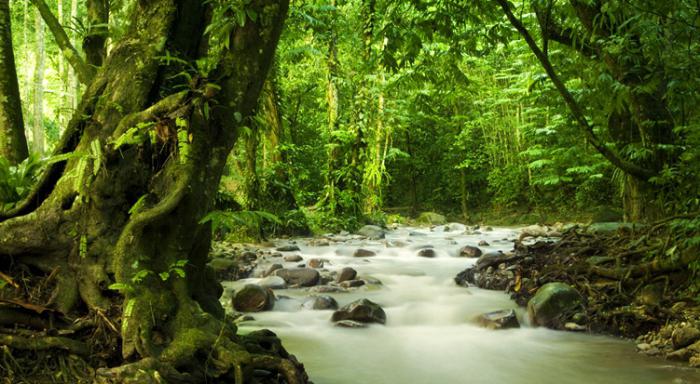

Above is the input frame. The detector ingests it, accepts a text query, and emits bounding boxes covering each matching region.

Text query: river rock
[476,309,520,330]
[416,212,447,225]
[527,282,584,328]
[308,258,325,268]
[274,268,320,287]
[232,284,275,312]
[475,251,508,270]
[335,320,368,328]
[458,246,482,258]
[264,263,283,277]
[353,248,376,257]
[444,223,466,232]
[276,244,301,252]
[331,299,386,325]
[478,240,490,247]
[339,279,365,288]
[302,295,339,310]
[357,225,386,240]
[284,254,303,262]
[336,267,358,283]
[417,248,437,258]
[258,276,287,290]
[672,326,700,349]
[309,285,347,293]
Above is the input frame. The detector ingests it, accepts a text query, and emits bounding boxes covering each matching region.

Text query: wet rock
[276,244,301,252]
[408,231,427,237]
[339,279,365,288]
[476,309,520,330]
[308,258,325,268]
[417,248,437,258]
[208,257,244,280]
[335,320,368,328]
[233,284,275,312]
[475,251,508,270]
[357,225,386,240]
[274,268,320,287]
[666,347,693,361]
[284,254,303,262]
[264,263,283,277]
[385,240,407,248]
[564,322,586,332]
[527,282,584,328]
[209,257,237,273]
[258,276,287,290]
[672,326,700,349]
[416,212,447,225]
[308,285,347,293]
[331,299,386,325]
[444,223,466,232]
[240,251,258,262]
[270,252,283,258]
[353,248,376,257]
[302,295,339,310]
[458,246,482,258]
[308,239,331,247]
[336,267,358,283]
[478,240,490,247]
[362,277,383,285]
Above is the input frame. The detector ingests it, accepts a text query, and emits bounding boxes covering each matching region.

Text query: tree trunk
[83,0,108,67]
[0,0,307,382]
[32,7,45,154]
[0,0,29,164]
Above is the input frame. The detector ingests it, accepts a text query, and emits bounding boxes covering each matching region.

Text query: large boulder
[475,251,508,270]
[416,212,446,225]
[527,283,584,328]
[458,246,482,258]
[274,268,320,287]
[331,299,386,325]
[476,309,520,330]
[672,326,700,349]
[302,295,339,310]
[232,284,275,312]
[357,225,386,240]
[258,276,287,290]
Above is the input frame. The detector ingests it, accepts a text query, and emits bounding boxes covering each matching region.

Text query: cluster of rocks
[636,322,700,366]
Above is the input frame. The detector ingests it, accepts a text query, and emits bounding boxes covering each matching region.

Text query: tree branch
[494,0,655,181]
[31,0,94,84]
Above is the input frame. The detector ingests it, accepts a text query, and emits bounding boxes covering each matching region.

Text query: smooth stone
[331,299,386,324]
[336,267,358,283]
[263,263,283,277]
[476,309,520,330]
[302,295,339,310]
[416,212,447,225]
[258,276,287,290]
[475,251,508,270]
[284,254,303,262]
[270,252,283,258]
[356,225,386,240]
[527,282,583,328]
[276,245,301,252]
[208,257,237,272]
[232,284,275,312]
[353,248,376,257]
[478,240,490,246]
[459,246,482,258]
[308,285,347,293]
[308,258,324,268]
[274,268,320,287]
[340,280,365,288]
[564,322,587,331]
[417,248,437,258]
[335,320,368,328]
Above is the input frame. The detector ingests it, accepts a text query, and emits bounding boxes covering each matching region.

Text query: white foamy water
[224,226,700,383]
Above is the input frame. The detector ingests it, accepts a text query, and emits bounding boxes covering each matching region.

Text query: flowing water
[224,225,700,384]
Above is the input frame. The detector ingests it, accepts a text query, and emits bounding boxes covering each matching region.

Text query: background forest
[3,0,700,233]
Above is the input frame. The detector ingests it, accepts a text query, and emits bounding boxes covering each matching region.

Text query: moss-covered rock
[232,284,275,312]
[416,212,446,225]
[527,282,584,328]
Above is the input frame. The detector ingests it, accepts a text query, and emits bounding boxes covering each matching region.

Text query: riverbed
[224,225,700,383]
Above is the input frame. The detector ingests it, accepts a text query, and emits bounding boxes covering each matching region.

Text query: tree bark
[0,0,29,164]
[0,0,307,381]
[83,0,108,67]
[32,7,45,154]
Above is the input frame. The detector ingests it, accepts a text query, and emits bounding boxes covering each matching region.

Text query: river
[224,225,700,383]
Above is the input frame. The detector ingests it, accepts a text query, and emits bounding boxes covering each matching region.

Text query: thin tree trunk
[83,0,108,67]
[32,7,45,154]
[0,0,29,164]
[70,0,78,108]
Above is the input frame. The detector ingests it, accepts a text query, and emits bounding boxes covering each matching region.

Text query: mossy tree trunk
[0,0,307,382]
[0,0,29,164]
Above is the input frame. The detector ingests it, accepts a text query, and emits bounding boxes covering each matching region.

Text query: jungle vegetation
[0,0,699,382]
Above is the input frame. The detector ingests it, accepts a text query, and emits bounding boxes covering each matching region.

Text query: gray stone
[274,268,320,287]
[264,263,283,277]
[475,251,508,270]
[353,248,376,257]
[308,258,324,268]
[527,282,584,328]
[232,284,275,312]
[340,280,365,288]
[276,244,301,252]
[302,295,339,310]
[335,320,368,328]
[336,267,358,283]
[417,248,437,258]
[476,309,520,330]
[478,240,490,247]
[331,299,386,324]
[308,285,347,293]
[284,254,303,262]
[458,246,482,258]
[258,276,287,290]
[356,225,386,240]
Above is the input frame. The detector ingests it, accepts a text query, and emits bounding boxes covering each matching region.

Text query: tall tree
[0,0,29,164]
[0,0,307,382]
[31,7,45,154]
